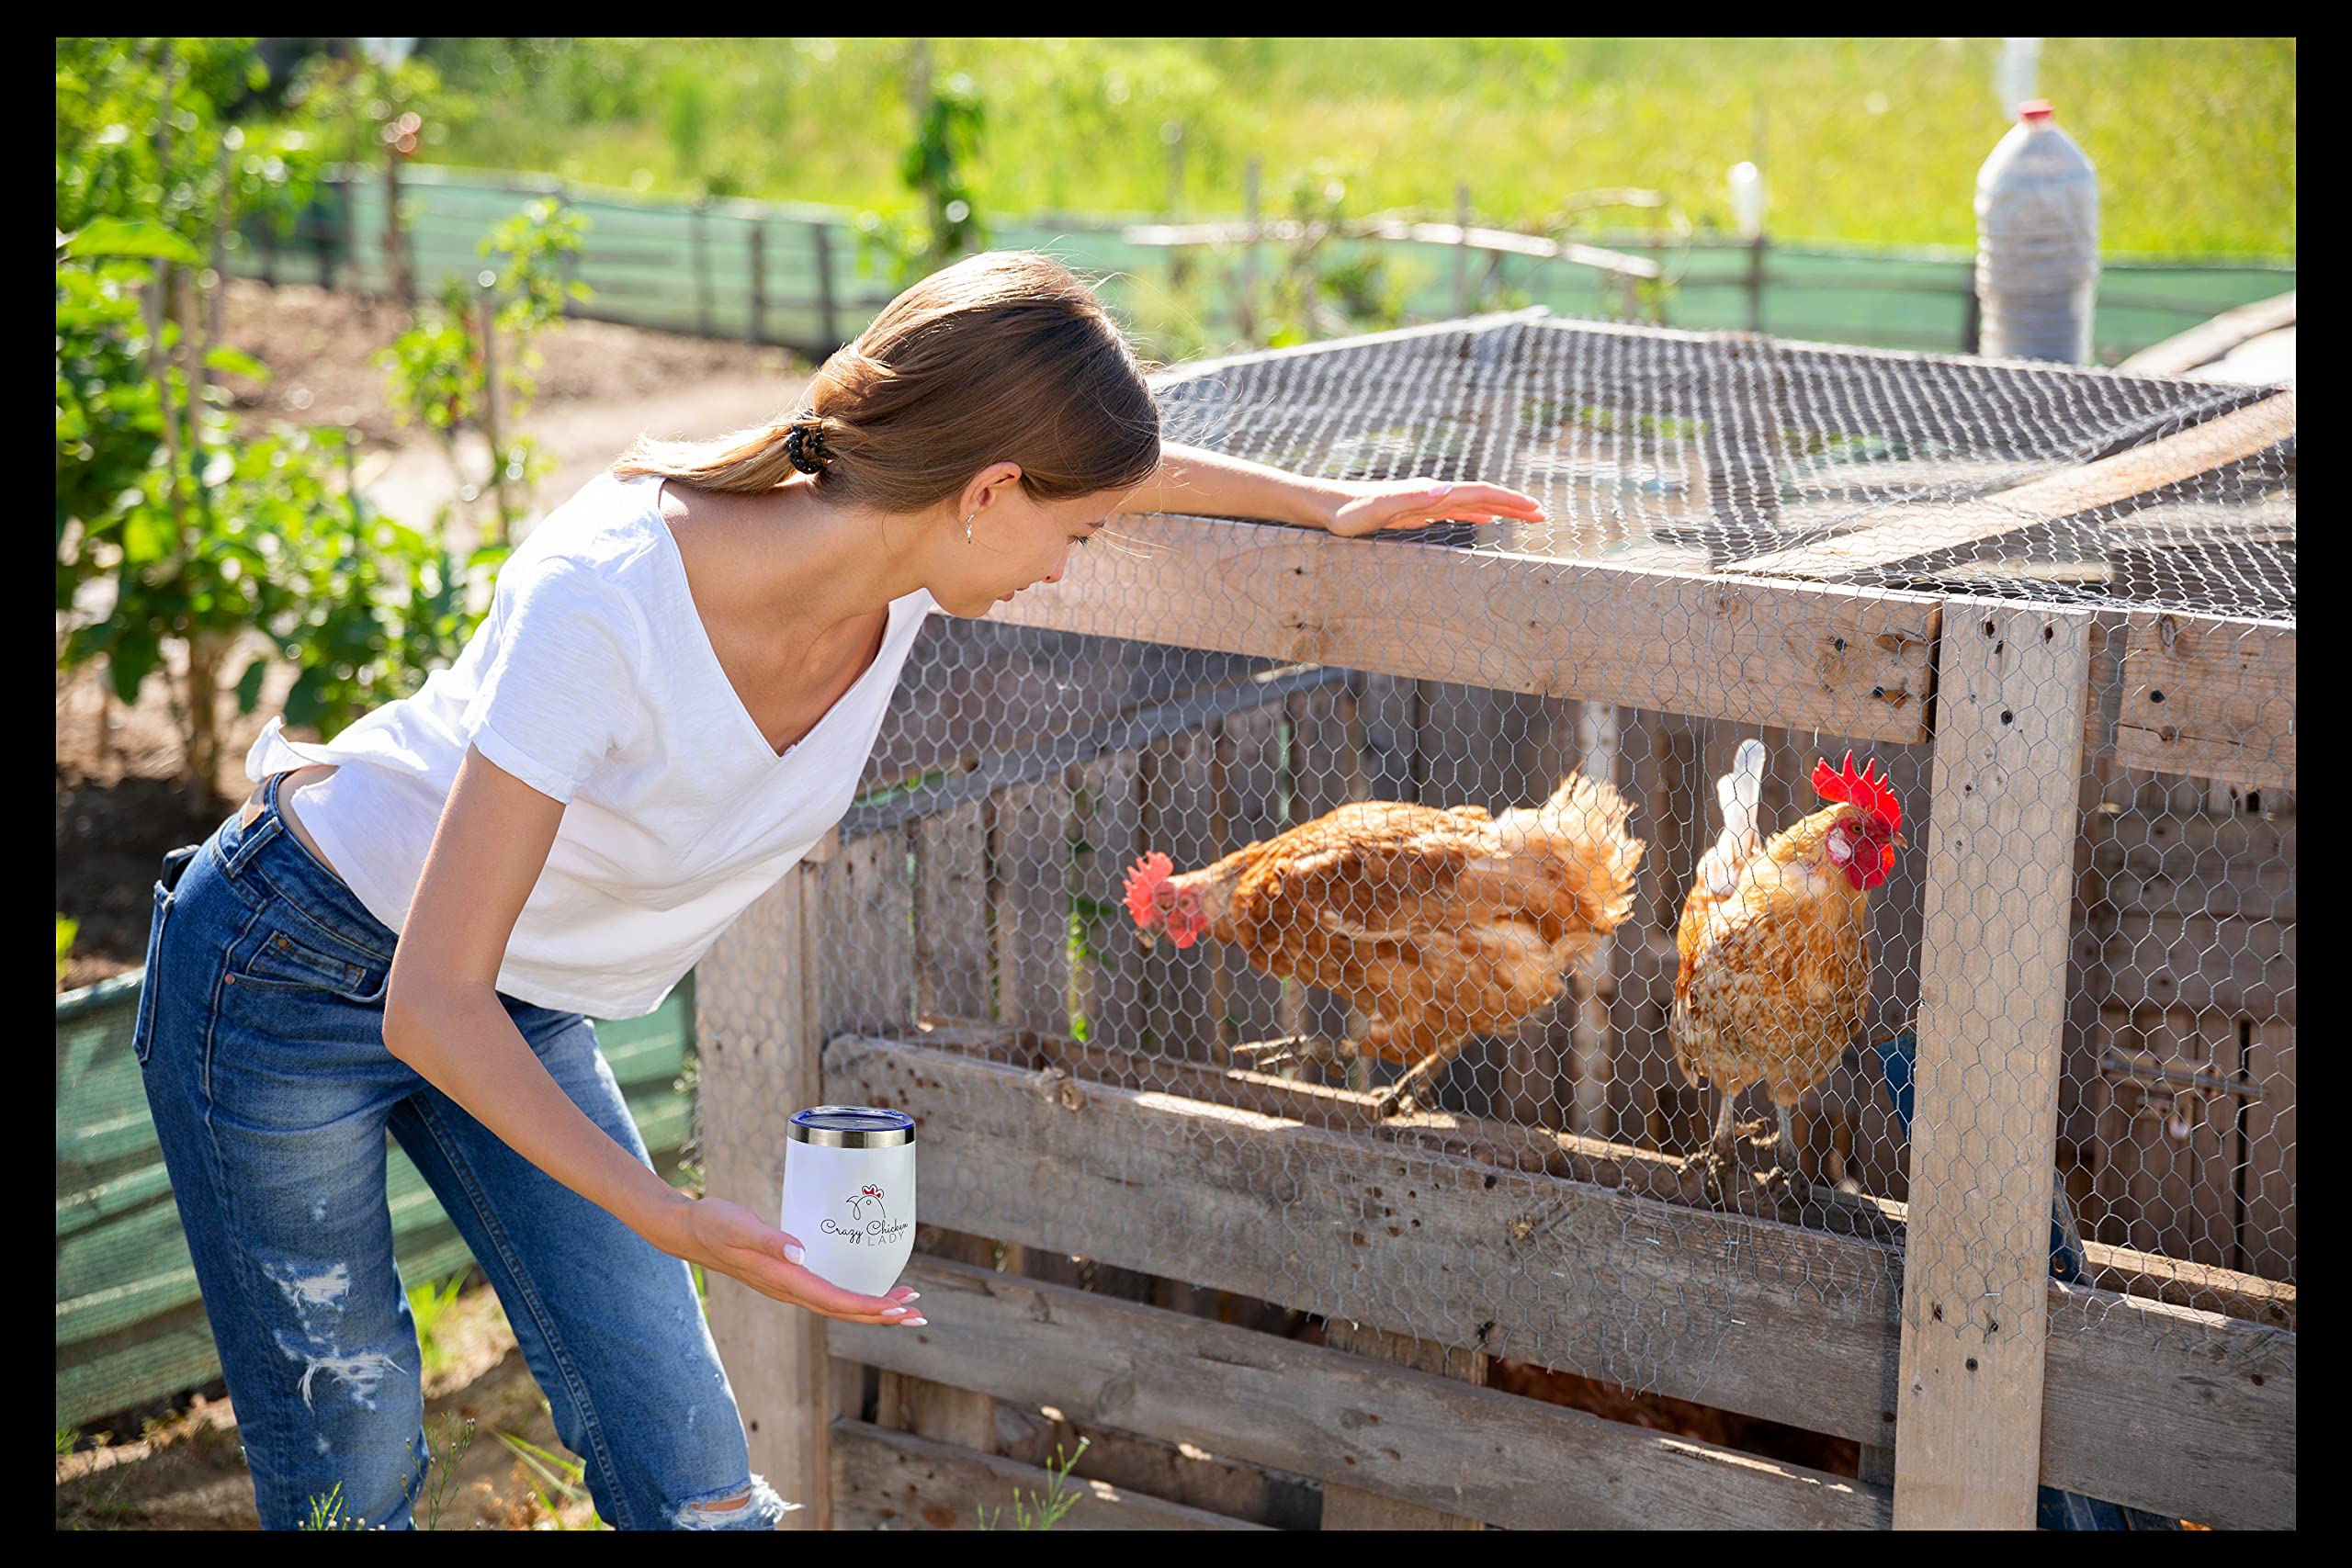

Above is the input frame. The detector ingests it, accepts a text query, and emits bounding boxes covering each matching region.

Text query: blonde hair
[611,251,1161,513]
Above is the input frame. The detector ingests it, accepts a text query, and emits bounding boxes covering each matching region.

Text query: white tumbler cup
[780,1105,916,1297]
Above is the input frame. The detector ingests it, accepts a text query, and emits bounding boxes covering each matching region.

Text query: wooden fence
[694,364,2295,1529]
[222,164,2296,363]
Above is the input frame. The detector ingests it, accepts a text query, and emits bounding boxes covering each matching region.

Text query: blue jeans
[133,769,788,1530]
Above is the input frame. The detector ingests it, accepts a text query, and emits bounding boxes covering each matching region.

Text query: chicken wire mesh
[810,310,2292,1403]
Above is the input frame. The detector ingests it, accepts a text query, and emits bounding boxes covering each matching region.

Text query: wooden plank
[1289,682,1372,1057]
[1319,1321,1489,1529]
[2041,1287,2296,1530]
[987,1401,1322,1527]
[818,829,913,1036]
[2098,862,2294,923]
[1216,703,1288,1053]
[991,514,1941,744]
[1071,751,1145,1052]
[2083,1008,2245,1272]
[915,801,991,1023]
[2101,915,2295,1021]
[1125,218,1660,277]
[831,1419,1271,1530]
[826,1032,1905,1446]
[1894,602,2091,1531]
[876,1229,999,1456]
[2092,808,2293,888]
[2241,1020,2296,1284]
[826,1030,2292,1524]
[992,775,1073,1037]
[1357,672,1423,805]
[831,1256,1891,1530]
[1726,390,2295,580]
[873,1020,2290,1327]
[694,866,830,1529]
[845,664,1346,841]
[2113,615,2295,791]
[1139,726,1226,1065]
[2115,289,2296,378]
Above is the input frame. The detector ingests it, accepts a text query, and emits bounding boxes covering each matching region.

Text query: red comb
[1812,750,1902,835]
[1123,852,1174,925]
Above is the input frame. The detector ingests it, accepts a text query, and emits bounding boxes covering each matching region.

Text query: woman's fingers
[752,1255,924,1323]
[1336,480,1549,536]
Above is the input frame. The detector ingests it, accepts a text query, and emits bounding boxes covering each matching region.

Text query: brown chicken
[1671,745,1907,1204]
[1123,773,1645,1113]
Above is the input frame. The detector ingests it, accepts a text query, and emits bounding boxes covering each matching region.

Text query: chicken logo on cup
[823,1182,908,1246]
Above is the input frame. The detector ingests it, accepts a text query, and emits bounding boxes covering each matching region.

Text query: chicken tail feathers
[1494,772,1645,934]
[1695,739,1769,897]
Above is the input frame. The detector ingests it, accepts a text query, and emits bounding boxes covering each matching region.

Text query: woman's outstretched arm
[1110,439,1547,536]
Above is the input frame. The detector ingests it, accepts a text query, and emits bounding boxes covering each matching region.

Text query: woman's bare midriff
[277,763,344,880]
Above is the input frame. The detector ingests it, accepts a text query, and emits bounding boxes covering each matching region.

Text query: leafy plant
[57,917,79,986]
[1246,165,1410,351]
[56,40,589,802]
[300,1481,368,1530]
[975,1436,1091,1530]
[405,1271,469,1382]
[854,46,989,291]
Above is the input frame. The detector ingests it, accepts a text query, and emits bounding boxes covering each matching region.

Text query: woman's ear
[965,461,1025,517]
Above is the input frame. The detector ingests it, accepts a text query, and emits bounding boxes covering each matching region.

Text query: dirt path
[57,277,816,989]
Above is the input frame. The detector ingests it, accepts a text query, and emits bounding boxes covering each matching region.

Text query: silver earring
[966,513,976,546]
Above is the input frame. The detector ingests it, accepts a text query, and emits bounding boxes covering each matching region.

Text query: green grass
[417,38,2293,255]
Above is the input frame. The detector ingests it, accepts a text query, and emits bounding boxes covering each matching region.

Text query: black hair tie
[784,408,829,475]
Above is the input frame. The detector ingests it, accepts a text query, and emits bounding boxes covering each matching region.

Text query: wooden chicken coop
[694,310,2294,1530]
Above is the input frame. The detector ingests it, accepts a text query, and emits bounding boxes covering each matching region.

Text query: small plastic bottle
[1974,99,2100,363]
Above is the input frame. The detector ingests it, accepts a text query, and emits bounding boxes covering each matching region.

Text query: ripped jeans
[133,769,790,1530]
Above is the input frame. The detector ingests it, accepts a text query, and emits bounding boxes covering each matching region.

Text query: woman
[135,250,1544,1529]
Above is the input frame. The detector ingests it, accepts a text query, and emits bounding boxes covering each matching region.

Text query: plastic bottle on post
[1973,99,2099,363]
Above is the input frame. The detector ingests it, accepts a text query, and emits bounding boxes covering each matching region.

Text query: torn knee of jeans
[670,1473,794,1529]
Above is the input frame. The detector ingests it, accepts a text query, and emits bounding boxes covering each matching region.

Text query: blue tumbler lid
[787,1105,915,1147]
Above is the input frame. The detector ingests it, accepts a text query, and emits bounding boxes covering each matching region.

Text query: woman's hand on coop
[642,1192,924,1325]
[1315,478,1547,538]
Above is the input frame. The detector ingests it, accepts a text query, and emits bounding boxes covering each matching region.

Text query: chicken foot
[1764,1102,1900,1242]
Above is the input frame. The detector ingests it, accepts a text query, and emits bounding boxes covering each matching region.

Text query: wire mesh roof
[1152,311,2296,625]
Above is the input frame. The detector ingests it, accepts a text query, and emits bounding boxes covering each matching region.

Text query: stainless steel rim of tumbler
[786,1109,916,1148]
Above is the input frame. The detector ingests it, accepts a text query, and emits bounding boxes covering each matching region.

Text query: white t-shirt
[244,469,939,1018]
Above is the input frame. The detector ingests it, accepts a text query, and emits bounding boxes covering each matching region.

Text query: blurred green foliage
[411,37,2293,255]
[56,39,587,800]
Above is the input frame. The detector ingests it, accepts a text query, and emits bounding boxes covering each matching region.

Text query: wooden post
[810,222,840,352]
[1962,283,1983,355]
[691,198,714,339]
[748,221,767,347]
[1453,182,1471,316]
[339,166,358,294]
[1747,232,1767,333]
[1893,601,2092,1529]
[695,864,833,1529]
[1319,1322,1487,1529]
[1237,155,1262,345]
[1165,120,1191,290]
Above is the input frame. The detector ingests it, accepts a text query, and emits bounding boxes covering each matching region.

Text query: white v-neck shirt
[244,469,939,1018]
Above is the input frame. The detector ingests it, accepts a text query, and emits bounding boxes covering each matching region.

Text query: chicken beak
[1893,831,1910,851]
